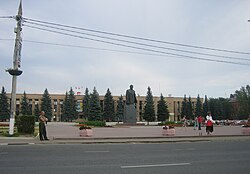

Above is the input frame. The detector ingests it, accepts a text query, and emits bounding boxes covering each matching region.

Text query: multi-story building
[6,93,201,122]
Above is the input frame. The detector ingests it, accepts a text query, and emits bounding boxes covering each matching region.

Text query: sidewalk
[0,122,249,145]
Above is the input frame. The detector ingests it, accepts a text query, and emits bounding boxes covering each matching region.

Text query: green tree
[209,98,232,120]
[235,85,250,119]
[34,103,40,121]
[195,94,203,118]
[157,93,169,123]
[41,88,52,121]
[83,88,90,119]
[103,88,115,121]
[187,96,193,119]
[116,95,124,122]
[62,88,78,121]
[181,94,188,119]
[143,87,155,124]
[21,91,32,115]
[89,87,102,121]
[0,87,9,121]
[68,87,78,121]
[203,95,209,117]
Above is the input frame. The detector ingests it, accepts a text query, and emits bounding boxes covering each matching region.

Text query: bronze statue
[126,85,137,105]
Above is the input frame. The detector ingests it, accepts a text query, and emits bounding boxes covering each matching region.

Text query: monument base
[124,104,137,124]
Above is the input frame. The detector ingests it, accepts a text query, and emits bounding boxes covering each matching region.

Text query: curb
[0,142,35,146]
[1,135,249,145]
[52,134,250,140]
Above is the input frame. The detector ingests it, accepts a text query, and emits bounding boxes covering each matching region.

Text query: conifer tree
[195,94,203,117]
[143,87,155,124]
[103,88,115,121]
[203,95,209,117]
[41,88,52,121]
[83,88,90,119]
[116,95,124,122]
[89,87,102,121]
[157,93,169,123]
[62,88,78,121]
[21,91,32,115]
[181,94,188,119]
[68,87,78,121]
[187,96,193,119]
[34,103,40,121]
[0,87,9,121]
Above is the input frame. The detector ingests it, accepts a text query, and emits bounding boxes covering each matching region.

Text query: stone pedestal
[124,104,137,124]
[162,128,175,136]
[79,129,93,137]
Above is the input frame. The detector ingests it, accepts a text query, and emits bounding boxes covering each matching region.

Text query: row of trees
[0,85,250,122]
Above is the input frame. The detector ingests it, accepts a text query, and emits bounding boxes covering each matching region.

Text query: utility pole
[6,0,23,135]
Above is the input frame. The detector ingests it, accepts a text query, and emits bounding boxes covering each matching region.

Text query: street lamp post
[6,0,23,135]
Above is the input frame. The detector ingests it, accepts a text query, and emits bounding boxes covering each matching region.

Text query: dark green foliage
[89,87,102,121]
[16,115,35,134]
[41,88,52,121]
[158,121,183,126]
[34,104,40,121]
[83,88,90,119]
[68,88,78,121]
[21,91,32,116]
[62,88,78,121]
[209,98,232,120]
[195,94,203,117]
[143,87,155,124]
[116,95,124,122]
[181,95,188,119]
[235,85,250,119]
[187,96,193,119]
[80,121,106,127]
[103,88,115,121]
[0,87,9,121]
[157,94,169,122]
[203,95,209,117]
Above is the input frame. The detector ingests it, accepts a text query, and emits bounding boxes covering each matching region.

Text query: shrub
[158,121,182,126]
[79,121,106,127]
[79,126,92,130]
[16,115,35,134]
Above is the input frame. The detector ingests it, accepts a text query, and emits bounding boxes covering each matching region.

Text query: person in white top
[206,112,215,135]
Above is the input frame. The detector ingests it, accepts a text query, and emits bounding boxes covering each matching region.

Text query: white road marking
[121,162,191,169]
[84,151,110,153]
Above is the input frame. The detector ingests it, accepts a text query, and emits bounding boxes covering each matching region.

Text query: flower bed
[162,125,175,136]
[0,123,9,127]
[79,129,93,137]
[242,125,250,135]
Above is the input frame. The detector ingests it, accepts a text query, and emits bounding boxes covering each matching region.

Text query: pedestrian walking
[39,111,49,141]
[198,115,203,130]
[206,112,215,135]
[182,116,187,128]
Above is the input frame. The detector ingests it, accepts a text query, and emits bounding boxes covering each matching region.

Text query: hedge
[16,115,35,134]
[79,121,106,127]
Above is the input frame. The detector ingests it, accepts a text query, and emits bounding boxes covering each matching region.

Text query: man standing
[39,111,49,141]
[126,85,137,106]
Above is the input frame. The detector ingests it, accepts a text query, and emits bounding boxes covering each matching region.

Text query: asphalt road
[0,139,249,174]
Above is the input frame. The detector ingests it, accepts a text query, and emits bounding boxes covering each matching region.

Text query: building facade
[6,93,202,122]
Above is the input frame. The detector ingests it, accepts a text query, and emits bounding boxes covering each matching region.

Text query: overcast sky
[1,0,250,98]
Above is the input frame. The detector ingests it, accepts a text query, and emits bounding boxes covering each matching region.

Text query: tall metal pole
[7,0,23,135]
